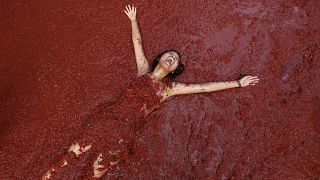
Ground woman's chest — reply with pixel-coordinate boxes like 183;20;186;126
111;76;165;119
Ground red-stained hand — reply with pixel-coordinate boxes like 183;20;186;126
124;5;137;21
239;76;259;87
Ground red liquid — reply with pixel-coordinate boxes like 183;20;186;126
0;1;319;179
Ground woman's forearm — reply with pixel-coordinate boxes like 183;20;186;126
202;81;239;92
167;76;259;97
131;20;141;40
169;81;240;96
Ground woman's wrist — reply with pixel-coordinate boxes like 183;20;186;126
236;80;241;88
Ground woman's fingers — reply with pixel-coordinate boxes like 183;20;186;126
248;77;259;83
125;5;136;13
249;76;259;80
126;5;133;12
249;79;259;86
124;5;137;19
245;76;256;80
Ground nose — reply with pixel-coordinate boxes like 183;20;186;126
172;56;179;62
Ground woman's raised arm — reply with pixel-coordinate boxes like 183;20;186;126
164;76;259;98
124;5;150;76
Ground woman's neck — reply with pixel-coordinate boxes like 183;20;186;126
149;67;169;81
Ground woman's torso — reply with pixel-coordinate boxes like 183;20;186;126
111;74;169;123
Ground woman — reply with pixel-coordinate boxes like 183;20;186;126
42;5;259;179
125;5;258;100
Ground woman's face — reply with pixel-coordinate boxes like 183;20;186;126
158;51;180;72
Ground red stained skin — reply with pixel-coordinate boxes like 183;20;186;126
0;0;320;179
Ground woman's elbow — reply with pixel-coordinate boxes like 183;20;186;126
133;37;142;44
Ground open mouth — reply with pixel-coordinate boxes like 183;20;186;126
165;57;175;66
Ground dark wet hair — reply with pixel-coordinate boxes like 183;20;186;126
150;50;185;79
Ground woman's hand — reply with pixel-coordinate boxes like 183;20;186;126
124;5;137;21
239;76;259;87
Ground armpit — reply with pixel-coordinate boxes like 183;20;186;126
137;67;150;76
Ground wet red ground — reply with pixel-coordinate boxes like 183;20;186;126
1;0;320;179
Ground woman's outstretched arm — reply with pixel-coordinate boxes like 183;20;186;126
124;5;150;76
165;76;259;97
